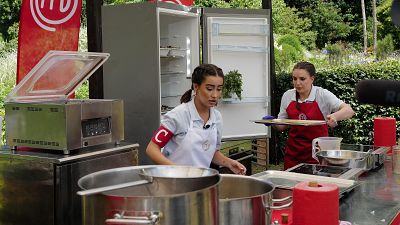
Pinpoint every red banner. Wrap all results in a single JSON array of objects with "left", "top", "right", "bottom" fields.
[{"left": 17, "top": 0, "right": 82, "bottom": 83}]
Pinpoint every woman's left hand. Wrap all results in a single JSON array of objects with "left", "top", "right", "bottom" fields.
[
  {"left": 228, "top": 160, "right": 247, "bottom": 175},
  {"left": 326, "top": 114, "right": 338, "bottom": 128}
]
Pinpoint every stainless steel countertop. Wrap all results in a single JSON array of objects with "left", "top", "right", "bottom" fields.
[
  {"left": 0, "top": 141, "right": 139, "bottom": 164},
  {"left": 340, "top": 159, "right": 400, "bottom": 225}
]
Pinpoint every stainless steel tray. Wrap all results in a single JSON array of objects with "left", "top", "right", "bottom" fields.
[
  {"left": 286, "top": 163, "right": 365, "bottom": 180},
  {"left": 252, "top": 170, "right": 360, "bottom": 197}
]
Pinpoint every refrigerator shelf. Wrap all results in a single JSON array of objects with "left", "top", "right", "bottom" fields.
[
  {"left": 160, "top": 55, "right": 185, "bottom": 59},
  {"left": 160, "top": 48, "right": 171, "bottom": 57},
  {"left": 161, "top": 94, "right": 182, "bottom": 98},
  {"left": 212, "top": 23, "right": 268, "bottom": 36},
  {"left": 221, "top": 97, "right": 269, "bottom": 104},
  {"left": 160, "top": 48, "right": 188, "bottom": 58},
  {"left": 161, "top": 71, "right": 186, "bottom": 76},
  {"left": 213, "top": 45, "right": 268, "bottom": 53}
]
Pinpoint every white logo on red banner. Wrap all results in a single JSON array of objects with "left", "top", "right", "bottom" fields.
[
  {"left": 155, "top": 129, "right": 170, "bottom": 143},
  {"left": 30, "top": 0, "right": 79, "bottom": 32},
  {"left": 162, "top": 0, "right": 183, "bottom": 4}
]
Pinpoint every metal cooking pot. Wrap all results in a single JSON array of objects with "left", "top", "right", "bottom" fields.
[
  {"left": 218, "top": 174, "right": 292, "bottom": 225},
  {"left": 78, "top": 165, "right": 220, "bottom": 225},
  {"left": 316, "top": 150, "right": 374, "bottom": 169}
]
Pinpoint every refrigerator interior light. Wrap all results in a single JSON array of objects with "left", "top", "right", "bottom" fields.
[{"left": 185, "top": 36, "right": 191, "bottom": 77}]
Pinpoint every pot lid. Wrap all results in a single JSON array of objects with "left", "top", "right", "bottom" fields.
[{"left": 6, "top": 50, "right": 109, "bottom": 103}]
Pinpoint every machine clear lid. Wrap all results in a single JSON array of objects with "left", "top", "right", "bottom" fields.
[{"left": 6, "top": 51, "right": 110, "bottom": 102}]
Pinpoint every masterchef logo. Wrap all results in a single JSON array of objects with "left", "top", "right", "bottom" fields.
[
  {"left": 162, "top": 0, "right": 183, "bottom": 4},
  {"left": 149, "top": 0, "right": 193, "bottom": 6},
  {"left": 298, "top": 113, "right": 307, "bottom": 120},
  {"left": 17, "top": 0, "right": 82, "bottom": 82},
  {"left": 30, "top": 0, "right": 79, "bottom": 32},
  {"left": 152, "top": 126, "right": 173, "bottom": 148}
]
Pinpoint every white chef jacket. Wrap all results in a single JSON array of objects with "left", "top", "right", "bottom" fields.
[
  {"left": 161, "top": 99, "right": 223, "bottom": 166},
  {"left": 278, "top": 85, "right": 343, "bottom": 120}
]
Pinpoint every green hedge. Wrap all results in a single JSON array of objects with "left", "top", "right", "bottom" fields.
[{"left": 275, "top": 60, "right": 400, "bottom": 147}]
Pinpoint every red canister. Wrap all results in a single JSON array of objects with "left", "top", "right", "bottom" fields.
[
  {"left": 374, "top": 117, "right": 396, "bottom": 154},
  {"left": 292, "top": 181, "right": 339, "bottom": 225}
]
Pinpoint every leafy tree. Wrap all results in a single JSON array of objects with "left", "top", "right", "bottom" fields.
[
  {"left": 285, "top": 0, "right": 373, "bottom": 51},
  {"left": 272, "top": 0, "right": 316, "bottom": 49},
  {"left": 195, "top": 0, "right": 230, "bottom": 8},
  {"left": 228, "top": 0, "right": 261, "bottom": 9},
  {"left": 303, "top": 1, "right": 351, "bottom": 48},
  {"left": 0, "top": 0, "right": 21, "bottom": 41},
  {"left": 377, "top": 0, "right": 400, "bottom": 48},
  {"left": 283, "top": 0, "right": 317, "bottom": 10},
  {"left": 376, "top": 34, "right": 394, "bottom": 60},
  {"left": 274, "top": 34, "right": 304, "bottom": 72}
]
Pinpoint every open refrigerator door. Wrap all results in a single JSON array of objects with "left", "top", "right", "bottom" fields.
[
  {"left": 202, "top": 8, "right": 271, "bottom": 140},
  {"left": 158, "top": 7, "right": 200, "bottom": 114}
]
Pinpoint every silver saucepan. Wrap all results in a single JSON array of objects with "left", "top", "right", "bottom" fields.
[{"left": 316, "top": 148, "right": 387, "bottom": 170}]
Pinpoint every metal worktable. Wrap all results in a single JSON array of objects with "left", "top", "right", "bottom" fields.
[
  {"left": 0, "top": 142, "right": 139, "bottom": 225},
  {"left": 340, "top": 159, "right": 400, "bottom": 225}
]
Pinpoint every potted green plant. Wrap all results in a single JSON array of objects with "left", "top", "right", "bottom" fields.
[{"left": 222, "top": 70, "right": 243, "bottom": 100}]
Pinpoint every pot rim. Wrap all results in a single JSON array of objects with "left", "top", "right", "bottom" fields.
[
  {"left": 78, "top": 165, "right": 221, "bottom": 197},
  {"left": 316, "top": 150, "right": 367, "bottom": 160},
  {"left": 104, "top": 176, "right": 221, "bottom": 198},
  {"left": 219, "top": 174, "right": 275, "bottom": 201}
]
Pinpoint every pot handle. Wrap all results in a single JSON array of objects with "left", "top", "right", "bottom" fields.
[
  {"left": 77, "top": 179, "right": 151, "bottom": 196},
  {"left": 268, "top": 196, "right": 292, "bottom": 210},
  {"left": 106, "top": 212, "right": 161, "bottom": 225}
]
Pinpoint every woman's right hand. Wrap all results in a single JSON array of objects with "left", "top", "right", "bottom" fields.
[{"left": 228, "top": 159, "right": 247, "bottom": 175}]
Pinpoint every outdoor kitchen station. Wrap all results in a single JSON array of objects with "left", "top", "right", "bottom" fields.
[{"left": 0, "top": 51, "right": 139, "bottom": 225}]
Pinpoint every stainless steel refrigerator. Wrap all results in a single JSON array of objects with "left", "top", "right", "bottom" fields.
[{"left": 101, "top": 2, "right": 271, "bottom": 164}]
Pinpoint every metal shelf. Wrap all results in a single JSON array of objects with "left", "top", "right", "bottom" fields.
[
  {"left": 220, "top": 97, "right": 268, "bottom": 104},
  {"left": 212, "top": 22, "right": 268, "bottom": 36},
  {"left": 161, "top": 71, "right": 186, "bottom": 76},
  {"left": 212, "top": 45, "right": 268, "bottom": 53},
  {"left": 161, "top": 94, "right": 182, "bottom": 98}
]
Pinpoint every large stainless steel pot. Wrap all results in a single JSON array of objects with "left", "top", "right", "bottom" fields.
[
  {"left": 218, "top": 174, "right": 292, "bottom": 225},
  {"left": 78, "top": 165, "right": 220, "bottom": 225}
]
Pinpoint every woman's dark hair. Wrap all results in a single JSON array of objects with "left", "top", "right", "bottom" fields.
[
  {"left": 292, "top": 61, "right": 316, "bottom": 77},
  {"left": 293, "top": 61, "right": 316, "bottom": 110},
  {"left": 180, "top": 64, "right": 224, "bottom": 103}
]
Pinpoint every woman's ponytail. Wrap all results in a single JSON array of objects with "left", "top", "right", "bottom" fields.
[{"left": 180, "top": 89, "right": 192, "bottom": 103}]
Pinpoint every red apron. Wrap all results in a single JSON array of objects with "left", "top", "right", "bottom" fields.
[{"left": 284, "top": 101, "right": 328, "bottom": 170}]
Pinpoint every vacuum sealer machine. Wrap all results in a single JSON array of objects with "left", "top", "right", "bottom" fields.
[{"left": 5, "top": 51, "right": 124, "bottom": 154}]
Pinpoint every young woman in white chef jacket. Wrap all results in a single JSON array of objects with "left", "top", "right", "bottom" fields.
[{"left": 146, "top": 64, "right": 246, "bottom": 175}]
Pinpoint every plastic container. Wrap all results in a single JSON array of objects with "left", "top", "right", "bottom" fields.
[{"left": 392, "top": 145, "right": 400, "bottom": 174}]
